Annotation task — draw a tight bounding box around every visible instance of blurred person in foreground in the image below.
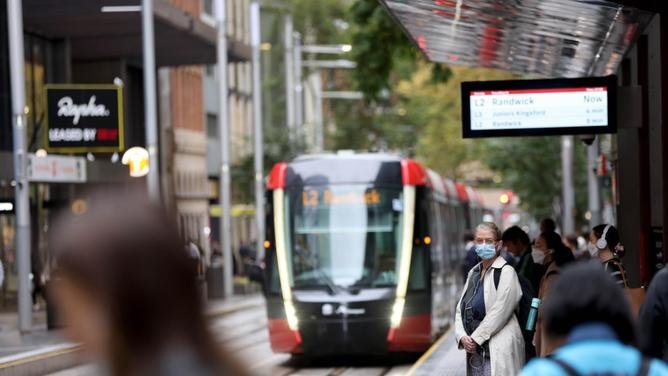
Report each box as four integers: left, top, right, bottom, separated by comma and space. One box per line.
520, 263, 668, 376
456, 222, 525, 376
639, 267, 668, 362
588, 224, 629, 287
50, 190, 248, 376
502, 226, 545, 293
532, 231, 575, 357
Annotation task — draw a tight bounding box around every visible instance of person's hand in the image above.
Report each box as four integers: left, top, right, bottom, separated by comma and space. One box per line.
460, 336, 478, 353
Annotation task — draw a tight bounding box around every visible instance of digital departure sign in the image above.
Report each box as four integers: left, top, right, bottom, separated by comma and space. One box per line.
461, 76, 617, 138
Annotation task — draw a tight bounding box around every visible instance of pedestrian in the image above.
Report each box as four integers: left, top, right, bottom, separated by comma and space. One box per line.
588, 224, 629, 287
564, 233, 589, 261
462, 231, 478, 282
520, 263, 668, 376
502, 226, 545, 293
50, 190, 249, 376
532, 231, 575, 357
455, 222, 525, 376
639, 267, 668, 362
540, 218, 557, 234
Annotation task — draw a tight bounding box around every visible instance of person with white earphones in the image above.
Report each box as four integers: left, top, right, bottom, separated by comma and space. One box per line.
588, 224, 629, 287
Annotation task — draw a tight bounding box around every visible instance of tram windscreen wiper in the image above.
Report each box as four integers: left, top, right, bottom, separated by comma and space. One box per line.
315, 269, 342, 295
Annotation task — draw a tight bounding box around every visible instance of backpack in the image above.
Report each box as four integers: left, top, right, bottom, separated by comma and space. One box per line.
494, 264, 537, 362
550, 356, 650, 376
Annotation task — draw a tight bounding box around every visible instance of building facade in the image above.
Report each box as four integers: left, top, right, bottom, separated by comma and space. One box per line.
0, 0, 250, 308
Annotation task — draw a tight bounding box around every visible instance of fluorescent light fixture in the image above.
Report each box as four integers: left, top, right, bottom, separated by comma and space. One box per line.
0, 202, 13, 212
101, 5, 142, 13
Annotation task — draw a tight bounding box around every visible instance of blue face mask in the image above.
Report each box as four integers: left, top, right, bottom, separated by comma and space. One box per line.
475, 243, 497, 260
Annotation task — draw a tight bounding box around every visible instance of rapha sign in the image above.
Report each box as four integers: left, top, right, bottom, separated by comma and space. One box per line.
45, 85, 124, 152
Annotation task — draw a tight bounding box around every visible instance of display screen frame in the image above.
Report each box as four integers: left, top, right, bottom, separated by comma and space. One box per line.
461, 75, 617, 138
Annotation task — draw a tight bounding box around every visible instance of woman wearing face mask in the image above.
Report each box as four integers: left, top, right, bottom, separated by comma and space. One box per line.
455, 222, 525, 376
588, 224, 629, 287
532, 231, 576, 357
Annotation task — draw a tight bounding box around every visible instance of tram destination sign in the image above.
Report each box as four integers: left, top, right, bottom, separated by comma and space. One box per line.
461, 76, 617, 138
45, 84, 124, 152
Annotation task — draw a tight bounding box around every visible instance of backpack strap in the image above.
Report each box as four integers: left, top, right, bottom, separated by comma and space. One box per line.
550, 358, 581, 376
637, 357, 650, 376
493, 263, 510, 290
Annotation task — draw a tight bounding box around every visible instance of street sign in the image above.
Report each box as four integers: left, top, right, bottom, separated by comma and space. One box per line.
27, 154, 87, 183
44, 84, 124, 152
461, 76, 617, 138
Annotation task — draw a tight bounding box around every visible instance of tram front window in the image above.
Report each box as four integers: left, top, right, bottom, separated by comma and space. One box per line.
285, 185, 404, 290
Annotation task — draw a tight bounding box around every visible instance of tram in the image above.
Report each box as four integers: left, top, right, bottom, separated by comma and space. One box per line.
260, 152, 488, 355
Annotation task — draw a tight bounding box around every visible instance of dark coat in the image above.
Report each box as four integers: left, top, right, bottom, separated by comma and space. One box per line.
639, 267, 668, 362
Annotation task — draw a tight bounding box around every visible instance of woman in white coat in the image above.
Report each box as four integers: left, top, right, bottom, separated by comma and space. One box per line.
455, 222, 525, 376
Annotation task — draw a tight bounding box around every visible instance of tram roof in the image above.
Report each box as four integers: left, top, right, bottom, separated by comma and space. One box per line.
379, 0, 656, 78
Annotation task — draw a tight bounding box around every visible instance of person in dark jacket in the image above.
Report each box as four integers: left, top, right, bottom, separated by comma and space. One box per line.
502, 225, 545, 293
639, 267, 668, 362
462, 231, 478, 282
521, 263, 668, 375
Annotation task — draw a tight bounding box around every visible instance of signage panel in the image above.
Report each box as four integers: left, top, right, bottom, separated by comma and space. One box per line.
461, 76, 617, 138
27, 154, 87, 183
45, 84, 124, 152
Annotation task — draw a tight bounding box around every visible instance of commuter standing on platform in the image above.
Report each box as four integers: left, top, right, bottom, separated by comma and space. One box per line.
533, 231, 575, 357
462, 231, 479, 282
521, 263, 668, 376
456, 222, 525, 376
588, 224, 629, 287
50, 190, 249, 376
502, 226, 545, 293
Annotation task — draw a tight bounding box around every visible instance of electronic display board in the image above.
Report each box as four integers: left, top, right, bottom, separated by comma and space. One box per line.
461, 76, 617, 138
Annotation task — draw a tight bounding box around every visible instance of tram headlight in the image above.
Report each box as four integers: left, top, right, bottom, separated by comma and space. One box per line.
285, 302, 299, 331
390, 299, 405, 328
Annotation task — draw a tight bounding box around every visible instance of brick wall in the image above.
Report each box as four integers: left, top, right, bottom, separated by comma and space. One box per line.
170, 66, 204, 132
167, 0, 201, 17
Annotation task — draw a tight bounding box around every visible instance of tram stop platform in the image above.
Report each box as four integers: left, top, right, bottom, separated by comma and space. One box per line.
407, 328, 466, 376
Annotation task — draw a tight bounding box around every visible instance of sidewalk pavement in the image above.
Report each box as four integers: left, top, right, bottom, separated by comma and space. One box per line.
0, 294, 264, 376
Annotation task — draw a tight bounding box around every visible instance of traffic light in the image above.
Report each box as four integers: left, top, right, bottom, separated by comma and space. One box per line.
499, 191, 513, 205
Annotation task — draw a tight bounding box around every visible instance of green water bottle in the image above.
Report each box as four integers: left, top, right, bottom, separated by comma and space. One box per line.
526, 298, 541, 331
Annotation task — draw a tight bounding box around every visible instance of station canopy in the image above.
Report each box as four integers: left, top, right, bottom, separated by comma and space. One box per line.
380, 0, 655, 78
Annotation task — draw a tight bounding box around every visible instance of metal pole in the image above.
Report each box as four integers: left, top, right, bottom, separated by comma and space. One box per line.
587, 141, 602, 228
142, 0, 160, 202
283, 15, 295, 141
215, 0, 233, 299
313, 70, 324, 152
8, 0, 32, 332
250, 0, 265, 263
561, 136, 575, 234
293, 32, 303, 141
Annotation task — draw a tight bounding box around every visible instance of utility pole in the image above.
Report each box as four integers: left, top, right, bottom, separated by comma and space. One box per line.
250, 0, 265, 263
8, 0, 32, 332
293, 32, 304, 140
561, 136, 575, 234
284, 15, 295, 141
215, 0, 233, 299
142, 0, 160, 202
587, 140, 602, 227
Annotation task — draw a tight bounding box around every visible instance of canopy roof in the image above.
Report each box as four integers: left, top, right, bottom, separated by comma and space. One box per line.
380, 0, 655, 77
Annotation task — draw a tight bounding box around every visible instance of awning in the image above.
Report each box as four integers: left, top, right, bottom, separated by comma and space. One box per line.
23, 0, 250, 66
380, 0, 655, 78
